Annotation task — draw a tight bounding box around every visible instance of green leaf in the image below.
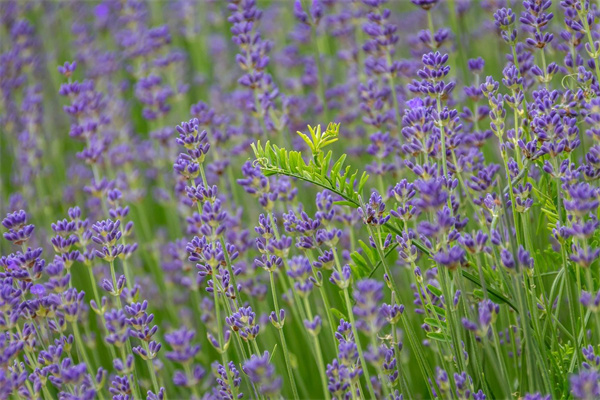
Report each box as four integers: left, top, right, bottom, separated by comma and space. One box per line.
427, 332, 451, 342
461, 270, 517, 312
279, 148, 288, 170
321, 151, 332, 177
358, 172, 369, 195
472, 288, 513, 307
339, 166, 350, 192
427, 284, 443, 298
269, 344, 278, 362
367, 243, 399, 279
330, 308, 347, 322
267, 144, 278, 163
349, 260, 371, 279
426, 304, 446, 317
424, 317, 446, 329
297, 131, 314, 152
334, 200, 359, 207
350, 252, 367, 269
358, 240, 376, 265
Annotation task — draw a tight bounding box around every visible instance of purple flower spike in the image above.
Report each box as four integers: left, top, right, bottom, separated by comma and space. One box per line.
2, 210, 35, 245
58, 61, 77, 77
243, 351, 282, 397
411, 0, 440, 10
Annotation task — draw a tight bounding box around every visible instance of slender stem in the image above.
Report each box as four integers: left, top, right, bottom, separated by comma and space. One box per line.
350, 382, 359, 400
392, 325, 413, 399
310, 20, 329, 123
303, 297, 331, 400
82, 321, 101, 368
414, 261, 455, 377
72, 322, 94, 374
400, 310, 437, 398
220, 237, 243, 305
141, 341, 161, 395
427, 10, 436, 49
437, 97, 450, 186
198, 164, 209, 188
509, 44, 530, 118
455, 269, 490, 395
307, 249, 337, 348
556, 174, 582, 366
370, 333, 392, 398
268, 271, 300, 400
585, 268, 600, 339
109, 260, 123, 309
342, 287, 377, 399
212, 278, 238, 400
318, 279, 338, 348
267, 212, 311, 337
575, 264, 586, 346
119, 345, 143, 400
438, 266, 466, 373
492, 324, 513, 396
542, 268, 565, 339
578, 4, 600, 83
385, 52, 402, 136
183, 362, 201, 399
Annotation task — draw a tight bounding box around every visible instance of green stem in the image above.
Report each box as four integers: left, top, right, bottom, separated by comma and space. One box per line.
585, 268, 600, 339
455, 268, 490, 395
491, 324, 513, 396
72, 322, 93, 376
392, 325, 413, 399
370, 333, 392, 398
183, 362, 201, 399
436, 96, 454, 212
86, 264, 118, 362
342, 287, 377, 399
303, 297, 331, 400
536, 28, 549, 90
512, 274, 534, 392
509, 43, 529, 119
220, 237, 243, 305
141, 341, 161, 395
213, 279, 238, 400
310, 19, 329, 123
427, 10, 436, 49
268, 271, 300, 400
413, 261, 455, 377
438, 266, 467, 373
385, 52, 402, 136
119, 346, 143, 400
578, 4, 600, 83
109, 260, 123, 309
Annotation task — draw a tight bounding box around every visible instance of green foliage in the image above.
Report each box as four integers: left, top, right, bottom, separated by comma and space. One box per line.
552, 344, 575, 396
349, 240, 377, 279
461, 270, 518, 312
251, 124, 369, 208
532, 178, 560, 232
330, 307, 348, 322
296, 123, 340, 155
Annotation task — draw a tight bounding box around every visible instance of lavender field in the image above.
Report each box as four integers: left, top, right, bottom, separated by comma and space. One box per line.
2, 0, 600, 399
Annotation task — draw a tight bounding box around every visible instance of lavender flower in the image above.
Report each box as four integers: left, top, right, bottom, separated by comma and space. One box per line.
243, 351, 282, 397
